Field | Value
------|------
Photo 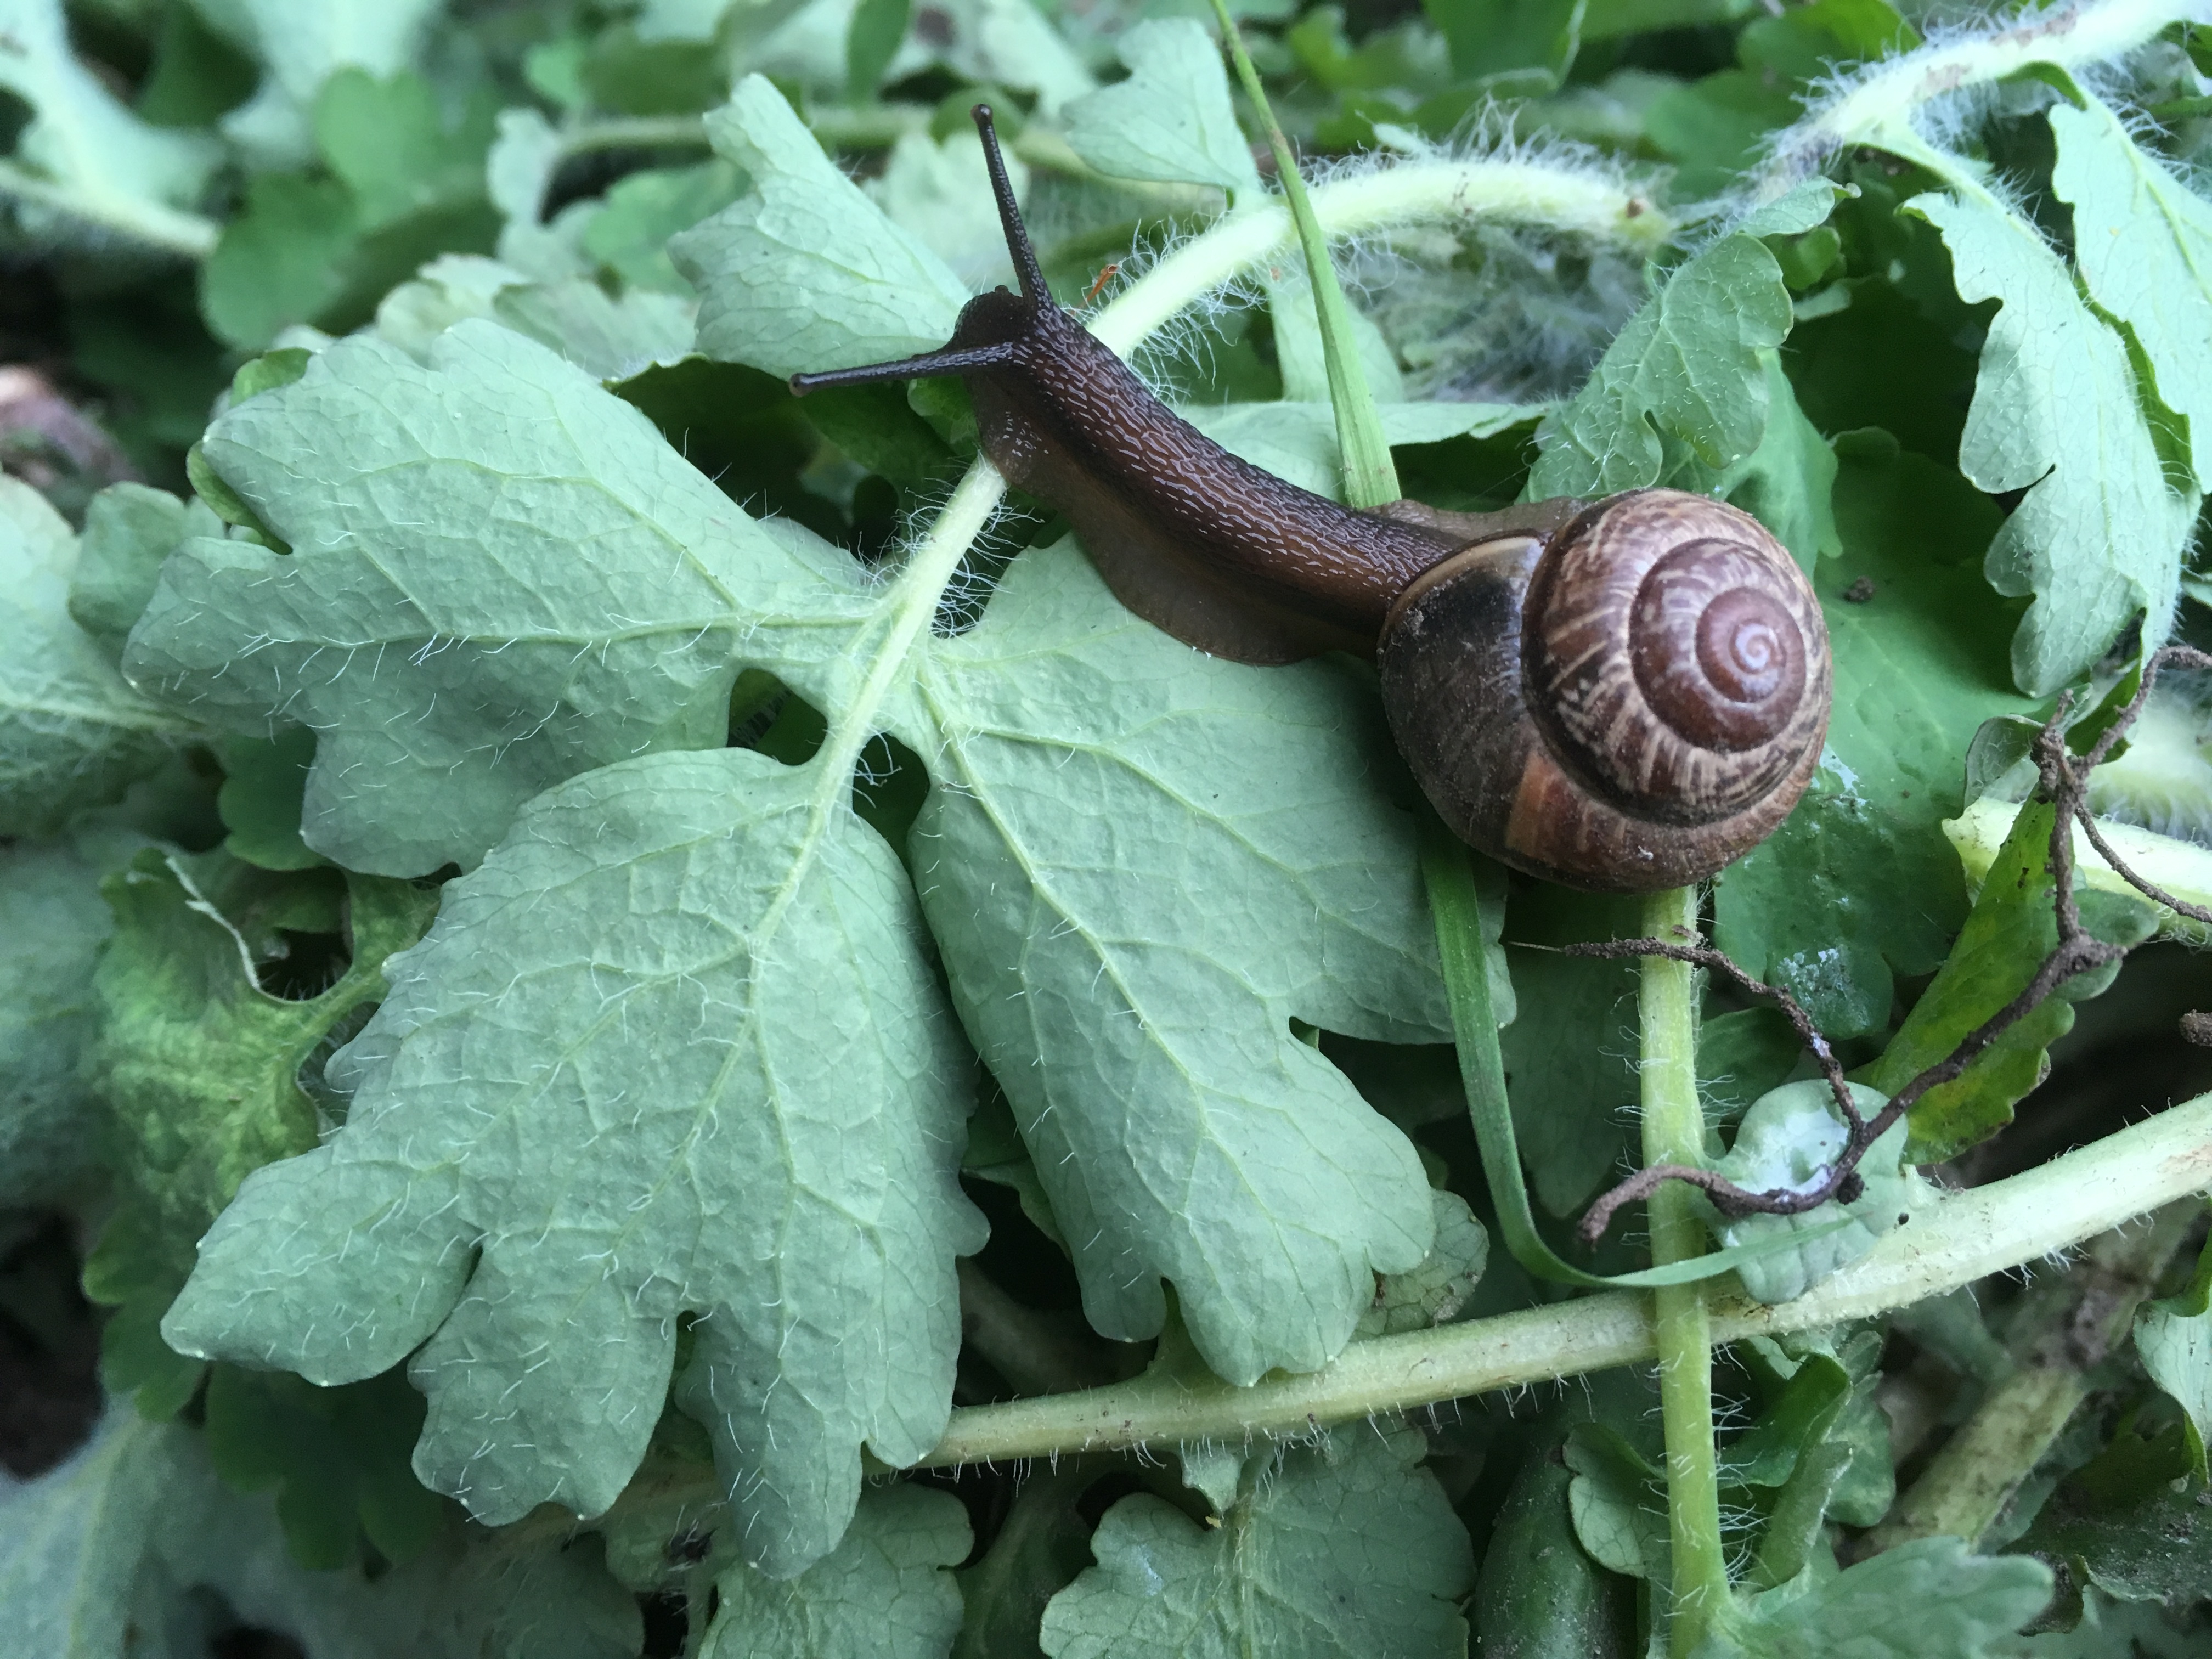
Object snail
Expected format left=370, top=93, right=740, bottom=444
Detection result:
left=791, top=107, right=1832, bottom=893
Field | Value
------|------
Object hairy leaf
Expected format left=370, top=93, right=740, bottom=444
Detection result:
left=122, top=321, right=875, bottom=876
left=1040, top=1425, right=1474, bottom=1658
left=702, top=1485, right=969, bottom=1657
left=0, top=478, right=199, bottom=836
left=907, top=543, right=1443, bottom=1383
left=163, top=748, right=986, bottom=1576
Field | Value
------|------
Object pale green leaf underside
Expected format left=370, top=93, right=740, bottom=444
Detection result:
left=703, top=1486, right=968, bottom=1658
left=1913, top=190, right=2195, bottom=695
left=164, top=748, right=985, bottom=1577
left=1063, top=18, right=1263, bottom=197
left=1040, top=1425, right=1473, bottom=1659
left=1708, top=1080, right=1918, bottom=1306
left=2050, top=95, right=2212, bottom=492
left=674, top=75, right=972, bottom=379
left=2134, top=1294, right=2212, bottom=1468
left=0, top=478, right=197, bottom=837
left=906, top=543, right=1446, bottom=1384
left=122, top=321, right=875, bottom=876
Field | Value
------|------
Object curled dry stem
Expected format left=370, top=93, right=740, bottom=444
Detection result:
left=1570, top=644, right=2212, bottom=1245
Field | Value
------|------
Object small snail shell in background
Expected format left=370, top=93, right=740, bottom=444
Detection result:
left=792, top=107, right=1832, bottom=894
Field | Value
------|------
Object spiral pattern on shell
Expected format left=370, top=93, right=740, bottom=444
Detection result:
left=1521, top=490, right=1830, bottom=828
left=1376, top=487, right=1831, bottom=891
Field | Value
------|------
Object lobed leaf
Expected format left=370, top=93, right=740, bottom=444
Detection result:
left=0, top=478, right=200, bottom=836
left=1039, top=1424, right=1474, bottom=1659
left=122, top=321, right=875, bottom=876
left=1911, top=189, right=2197, bottom=696
left=1063, top=19, right=1263, bottom=197
left=675, top=76, right=972, bottom=379
left=2049, top=93, right=2212, bottom=492
left=1701, top=1536, right=2052, bottom=1657
left=906, top=544, right=1444, bottom=1383
left=702, top=1485, right=969, bottom=1658
left=163, top=748, right=986, bottom=1576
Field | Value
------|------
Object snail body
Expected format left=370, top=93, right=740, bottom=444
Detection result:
left=793, top=108, right=1831, bottom=893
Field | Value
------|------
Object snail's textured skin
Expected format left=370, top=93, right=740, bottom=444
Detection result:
left=1380, top=492, right=1830, bottom=891
left=791, top=106, right=1835, bottom=894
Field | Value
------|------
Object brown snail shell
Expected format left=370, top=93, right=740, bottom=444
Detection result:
left=1379, top=490, right=1829, bottom=891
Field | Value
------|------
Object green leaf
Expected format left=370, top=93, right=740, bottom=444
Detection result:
left=215, top=728, right=322, bottom=871
left=1705, top=1537, right=2053, bottom=1658
left=204, top=1364, right=450, bottom=1570
left=847, top=0, right=915, bottom=101
left=1910, top=189, right=2198, bottom=696
left=1527, top=233, right=1795, bottom=499
left=122, top=321, right=875, bottom=876
left=2016, top=1474, right=2212, bottom=1611
left=82, top=849, right=437, bottom=1424
left=1714, top=431, right=2032, bottom=1039
left=906, top=543, right=1445, bottom=1384
left=674, top=76, right=972, bottom=380
left=0, top=832, right=138, bottom=1210
left=1702, top=1080, right=1920, bottom=1305
left=1424, top=0, right=1587, bottom=88
left=199, top=69, right=499, bottom=352
left=1063, top=19, right=1263, bottom=196
left=0, top=1406, right=640, bottom=1659
left=162, top=748, right=986, bottom=1577
left=1357, top=1188, right=1488, bottom=1337
left=2049, top=94, right=2212, bottom=492
left=1672, top=352, right=1841, bottom=571
left=0, top=0, right=218, bottom=250
left=1565, top=1419, right=1668, bottom=1580
left=1867, top=800, right=2157, bottom=1164
left=2134, top=1228, right=2212, bottom=1481
left=953, top=1464, right=1098, bottom=1659
left=703, top=1485, right=969, bottom=1657
left=191, top=0, right=447, bottom=169
left=199, top=172, right=361, bottom=351
left=69, top=484, right=212, bottom=654
left=1497, top=885, right=1643, bottom=1218
left=0, top=477, right=199, bottom=837
left=584, top=160, right=747, bottom=295
left=1040, top=1424, right=1474, bottom=1659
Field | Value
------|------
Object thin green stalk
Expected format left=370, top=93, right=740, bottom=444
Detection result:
left=1205, top=0, right=1398, bottom=508
left=1637, top=887, right=1728, bottom=1655
left=1757, top=0, right=2198, bottom=198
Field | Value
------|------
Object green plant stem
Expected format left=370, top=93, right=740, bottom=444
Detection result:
left=1867, top=1200, right=2201, bottom=1551
left=1086, top=153, right=1668, bottom=358
left=555, top=115, right=713, bottom=156
left=1637, top=887, right=1729, bottom=1654
left=899, top=1092, right=2212, bottom=1468
left=0, top=158, right=219, bottom=260
left=1205, top=0, right=1397, bottom=506
left=1759, top=0, right=2198, bottom=197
